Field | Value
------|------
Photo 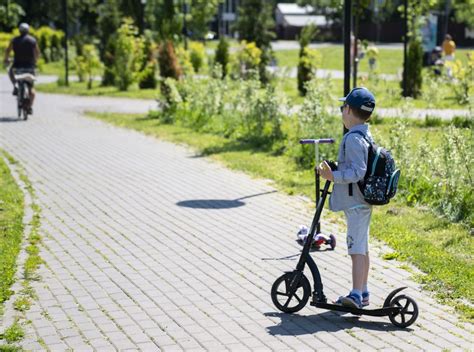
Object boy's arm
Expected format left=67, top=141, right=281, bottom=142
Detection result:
left=332, top=135, right=368, bottom=184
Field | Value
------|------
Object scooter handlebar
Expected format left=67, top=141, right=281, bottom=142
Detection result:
left=299, top=138, right=335, bottom=145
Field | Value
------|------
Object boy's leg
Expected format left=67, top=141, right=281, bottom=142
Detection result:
left=351, top=254, right=366, bottom=292
left=341, top=207, right=372, bottom=308
left=363, top=253, right=370, bottom=289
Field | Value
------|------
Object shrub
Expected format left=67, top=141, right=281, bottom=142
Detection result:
left=446, top=51, right=474, bottom=105
left=175, top=46, right=194, bottom=76
left=236, top=41, right=261, bottom=79
left=214, top=37, right=229, bottom=78
left=74, top=55, right=87, bottom=82
left=297, top=47, right=321, bottom=96
left=138, top=32, right=158, bottom=89
left=102, top=36, right=117, bottom=86
left=189, top=41, right=206, bottom=73
left=113, top=18, right=144, bottom=91
left=452, top=116, right=473, bottom=129
left=158, top=77, right=182, bottom=123
left=402, top=39, right=423, bottom=98
left=158, top=40, right=182, bottom=80
left=80, top=44, right=102, bottom=89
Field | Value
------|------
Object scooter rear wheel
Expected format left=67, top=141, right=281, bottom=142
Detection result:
left=271, top=271, right=310, bottom=313
left=388, top=294, right=419, bottom=328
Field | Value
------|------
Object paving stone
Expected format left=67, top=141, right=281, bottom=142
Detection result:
left=0, top=82, right=472, bottom=351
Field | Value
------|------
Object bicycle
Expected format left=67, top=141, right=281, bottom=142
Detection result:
left=13, top=68, right=36, bottom=120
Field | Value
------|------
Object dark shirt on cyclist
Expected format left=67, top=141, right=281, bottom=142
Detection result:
left=12, top=34, right=38, bottom=69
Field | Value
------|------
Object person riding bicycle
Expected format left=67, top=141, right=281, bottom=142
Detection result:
left=3, top=23, right=40, bottom=114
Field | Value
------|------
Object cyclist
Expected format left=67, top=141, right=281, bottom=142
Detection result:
left=3, top=23, right=40, bottom=114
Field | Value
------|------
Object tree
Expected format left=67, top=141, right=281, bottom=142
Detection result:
left=98, top=0, right=122, bottom=58
left=452, top=0, right=474, bottom=27
left=236, top=0, right=275, bottom=83
left=188, top=0, right=221, bottom=39
left=0, top=2, right=25, bottom=31
left=145, top=0, right=182, bottom=40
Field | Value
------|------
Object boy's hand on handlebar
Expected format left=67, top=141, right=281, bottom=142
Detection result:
left=317, top=161, right=334, bottom=181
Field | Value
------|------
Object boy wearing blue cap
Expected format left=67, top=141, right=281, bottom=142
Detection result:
left=317, top=87, right=376, bottom=309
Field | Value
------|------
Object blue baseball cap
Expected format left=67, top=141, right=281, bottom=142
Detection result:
left=339, top=87, right=375, bottom=113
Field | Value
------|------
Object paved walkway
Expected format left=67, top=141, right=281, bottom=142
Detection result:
left=1, top=76, right=473, bottom=351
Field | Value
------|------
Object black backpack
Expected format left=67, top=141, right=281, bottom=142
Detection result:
left=345, top=131, right=400, bottom=205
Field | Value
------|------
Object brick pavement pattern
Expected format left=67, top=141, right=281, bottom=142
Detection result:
left=1, top=79, right=473, bottom=351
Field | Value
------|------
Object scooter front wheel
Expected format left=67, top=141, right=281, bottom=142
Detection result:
left=271, top=271, right=310, bottom=313
left=388, top=294, right=419, bottom=328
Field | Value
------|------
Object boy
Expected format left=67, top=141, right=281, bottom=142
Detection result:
left=317, top=87, right=375, bottom=309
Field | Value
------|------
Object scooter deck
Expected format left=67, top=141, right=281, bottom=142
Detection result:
left=311, top=301, right=399, bottom=317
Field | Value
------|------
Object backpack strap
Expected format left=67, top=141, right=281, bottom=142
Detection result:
left=343, top=130, right=373, bottom=197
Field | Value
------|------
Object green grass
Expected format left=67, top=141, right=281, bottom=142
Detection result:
left=86, top=111, right=473, bottom=321
left=0, top=153, right=24, bottom=307
left=274, top=46, right=473, bottom=74
left=36, top=81, right=160, bottom=100
left=0, top=320, right=24, bottom=343
left=277, top=76, right=469, bottom=109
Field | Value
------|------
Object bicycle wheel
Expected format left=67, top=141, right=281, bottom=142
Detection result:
left=17, top=85, right=23, bottom=119
left=22, top=89, right=29, bottom=120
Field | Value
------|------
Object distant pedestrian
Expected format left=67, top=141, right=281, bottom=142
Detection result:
left=442, top=34, right=456, bottom=78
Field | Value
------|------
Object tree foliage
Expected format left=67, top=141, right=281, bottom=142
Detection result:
left=145, top=0, right=182, bottom=40
left=236, top=0, right=275, bottom=83
left=188, top=0, right=221, bottom=39
left=0, top=2, right=25, bottom=31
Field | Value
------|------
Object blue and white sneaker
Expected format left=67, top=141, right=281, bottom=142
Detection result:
left=362, top=292, right=370, bottom=307
left=341, top=293, right=362, bottom=309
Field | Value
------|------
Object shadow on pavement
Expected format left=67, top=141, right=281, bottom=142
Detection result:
left=176, top=190, right=277, bottom=209
left=0, top=117, right=22, bottom=123
left=265, top=311, right=411, bottom=334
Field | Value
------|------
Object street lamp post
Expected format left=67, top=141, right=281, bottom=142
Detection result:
left=182, top=0, right=188, bottom=50
left=63, top=0, right=69, bottom=86
left=141, top=0, right=147, bottom=34
left=403, top=0, right=408, bottom=96
left=343, top=0, right=352, bottom=134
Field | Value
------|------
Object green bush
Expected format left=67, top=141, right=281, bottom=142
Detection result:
left=138, top=32, right=157, bottom=89
left=113, top=19, right=143, bottom=91
left=447, top=52, right=474, bottom=105
left=158, top=40, right=182, bottom=80
left=175, top=46, right=194, bottom=76
left=236, top=41, right=261, bottom=79
left=214, top=37, right=229, bottom=78
left=297, top=47, right=321, bottom=96
left=402, top=39, right=423, bottom=98
left=76, top=44, right=102, bottom=89
left=189, top=41, right=206, bottom=73
left=102, top=36, right=117, bottom=86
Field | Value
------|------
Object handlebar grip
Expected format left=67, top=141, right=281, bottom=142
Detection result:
left=299, top=138, right=335, bottom=145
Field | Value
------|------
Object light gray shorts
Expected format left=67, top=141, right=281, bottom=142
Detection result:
left=344, top=206, right=372, bottom=255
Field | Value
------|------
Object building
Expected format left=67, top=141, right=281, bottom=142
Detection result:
left=275, top=3, right=331, bottom=40
left=217, top=0, right=239, bottom=38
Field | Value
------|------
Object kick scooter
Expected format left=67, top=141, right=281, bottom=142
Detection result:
left=271, top=139, right=419, bottom=328
left=297, top=138, right=336, bottom=250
